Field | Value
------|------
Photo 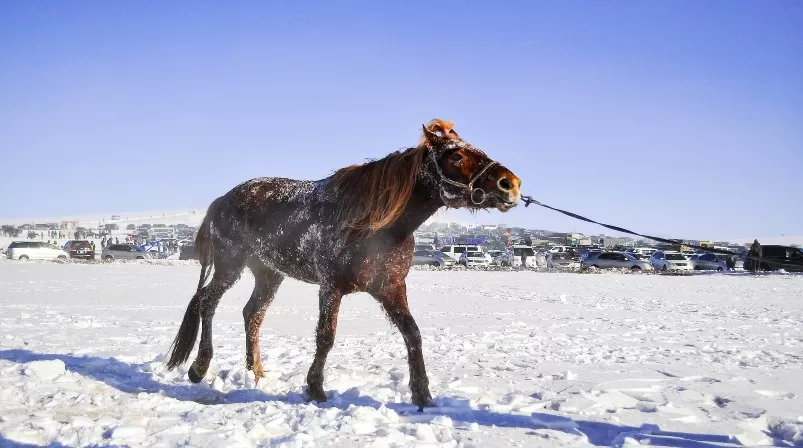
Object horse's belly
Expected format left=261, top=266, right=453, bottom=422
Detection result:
left=256, top=247, right=320, bottom=284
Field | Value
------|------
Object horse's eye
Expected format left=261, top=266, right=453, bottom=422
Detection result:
left=450, top=153, right=463, bottom=163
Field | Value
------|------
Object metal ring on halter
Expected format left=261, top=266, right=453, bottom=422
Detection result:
left=470, top=188, right=487, bottom=205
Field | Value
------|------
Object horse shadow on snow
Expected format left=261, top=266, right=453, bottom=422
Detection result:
left=0, top=349, right=745, bottom=447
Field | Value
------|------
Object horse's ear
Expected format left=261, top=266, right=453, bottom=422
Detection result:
left=421, top=124, right=439, bottom=145
left=421, top=119, right=459, bottom=148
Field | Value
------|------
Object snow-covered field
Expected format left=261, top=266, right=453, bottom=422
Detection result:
left=0, top=260, right=801, bottom=447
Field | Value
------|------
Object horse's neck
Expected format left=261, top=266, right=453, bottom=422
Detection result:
left=385, top=182, right=443, bottom=238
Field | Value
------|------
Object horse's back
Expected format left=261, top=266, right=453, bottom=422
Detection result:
left=228, top=177, right=319, bottom=210
left=206, top=177, right=329, bottom=281
left=204, top=175, right=415, bottom=288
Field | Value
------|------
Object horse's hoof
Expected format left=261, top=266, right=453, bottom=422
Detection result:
left=412, top=395, right=434, bottom=412
left=306, top=386, right=327, bottom=404
left=252, top=366, right=265, bottom=385
left=188, top=365, right=206, bottom=383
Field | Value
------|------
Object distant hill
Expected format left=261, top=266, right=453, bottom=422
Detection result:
left=1, top=209, right=206, bottom=228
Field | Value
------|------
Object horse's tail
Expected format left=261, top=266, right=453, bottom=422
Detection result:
left=165, top=200, right=219, bottom=370
left=193, top=202, right=217, bottom=290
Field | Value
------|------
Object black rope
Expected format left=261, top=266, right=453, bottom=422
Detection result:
left=520, top=194, right=801, bottom=271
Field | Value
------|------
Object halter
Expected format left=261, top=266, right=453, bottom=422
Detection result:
left=429, top=150, right=498, bottom=205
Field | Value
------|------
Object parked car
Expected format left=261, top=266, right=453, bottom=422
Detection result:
left=412, top=250, right=456, bottom=267
left=511, top=246, right=537, bottom=268
left=549, top=252, right=580, bottom=270
left=579, top=249, right=602, bottom=262
left=439, top=245, right=483, bottom=259
left=179, top=244, right=196, bottom=261
left=750, top=245, right=803, bottom=272
left=549, top=245, right=571, bottom=253
left=732, top=254, right=746, bottom=271
left=6, top=241, right=69, bottom=261
left=650, top=251, right=693, bottom=272
left=63, top=240, right=95, bottom=260
left=489, top=247, right=536, bottom=267
left=581, top=251, right=653, bottom=271
left=534, top=250, right=551, bottom=268
left=487, top=250, right=507, bottom=265
left=491, top=251, right=519, bottom=267
left=714, top=253, right=739, bottom=270
left=102, top=244, right=152, bottom=261
left=628, top=247, right=659, bottom=259
left=689, top=253, right=727, bottom=271
left=149, top=230, right=175, bottom=240
left=458, top=251, right=492, bottom=267
left=414, top=244, right=436, bottom=251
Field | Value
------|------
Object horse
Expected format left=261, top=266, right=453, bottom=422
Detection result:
left=165, top=119, right=521, bottom=409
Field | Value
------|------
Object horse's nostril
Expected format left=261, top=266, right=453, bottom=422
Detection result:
left=498, top=178, right=512, bottom=191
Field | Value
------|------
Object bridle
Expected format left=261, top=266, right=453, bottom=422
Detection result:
left=429, top=149, right=498, bottom=205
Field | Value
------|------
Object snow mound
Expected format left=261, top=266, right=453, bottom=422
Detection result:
left=23, top=359, right=66, bottom=380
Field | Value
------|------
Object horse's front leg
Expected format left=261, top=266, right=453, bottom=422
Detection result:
left=305, top=284, right=343, bottom=403
left=371, top=282, right=433, bottom=410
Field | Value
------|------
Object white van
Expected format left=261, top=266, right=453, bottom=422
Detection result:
left=511, top=245, right=537, bottom=268
left=6, top=241, right=70, bottom=261
left=439, top=245, right=483, bottom=259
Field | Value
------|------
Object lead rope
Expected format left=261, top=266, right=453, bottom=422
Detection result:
left=520, top=194, right=801, bottom=271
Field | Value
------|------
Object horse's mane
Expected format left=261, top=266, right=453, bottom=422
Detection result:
left=329, top=119, right=458, bottom=238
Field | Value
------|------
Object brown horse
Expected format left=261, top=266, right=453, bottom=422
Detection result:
left=165, top=119, right=521, bottom=409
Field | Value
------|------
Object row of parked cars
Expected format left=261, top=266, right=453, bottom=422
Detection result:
left=582, top=246, right=803, bottom=273
left=412, top=244, right=580, bottom=270
left=411, top=241, right=803, bottom=274
left=4, top=240, right=156, bottom=261
left=580, top=250, right=728, bottom=272
left=578, top=246, right=740, bottom=272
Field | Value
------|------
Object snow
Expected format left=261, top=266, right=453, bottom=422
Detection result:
left=23, top=359, right=66, bottom=380
left=0, top=259, right=802, bottom=447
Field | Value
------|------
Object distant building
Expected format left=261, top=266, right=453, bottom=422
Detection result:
left=60, top=220, right=80, bottom=231
left=601, top=236, right=634, bottom=248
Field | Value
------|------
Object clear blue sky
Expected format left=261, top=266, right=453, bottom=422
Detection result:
left=1, top=1, right=801, bottom=240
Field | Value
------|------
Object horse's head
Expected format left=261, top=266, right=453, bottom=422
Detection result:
left=419, top=119, right=521, bottom=212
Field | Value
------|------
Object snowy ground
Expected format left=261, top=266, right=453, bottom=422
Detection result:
left=0, top=260, right=801, bottom=447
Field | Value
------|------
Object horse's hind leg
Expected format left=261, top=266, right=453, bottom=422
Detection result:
left=243, top=259, right=284, bottom=381
left=188, top=260, right=244, bottom=383
left=306, top=284, right=343, bottom=403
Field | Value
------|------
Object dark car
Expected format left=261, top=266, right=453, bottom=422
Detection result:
left=63, top=240, right=95, bottom=259
left=412, top=250, right=456, bottom=267
left=179, top=244, right=196, bottom=260
left=753, top=245, right=803, bottom=272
